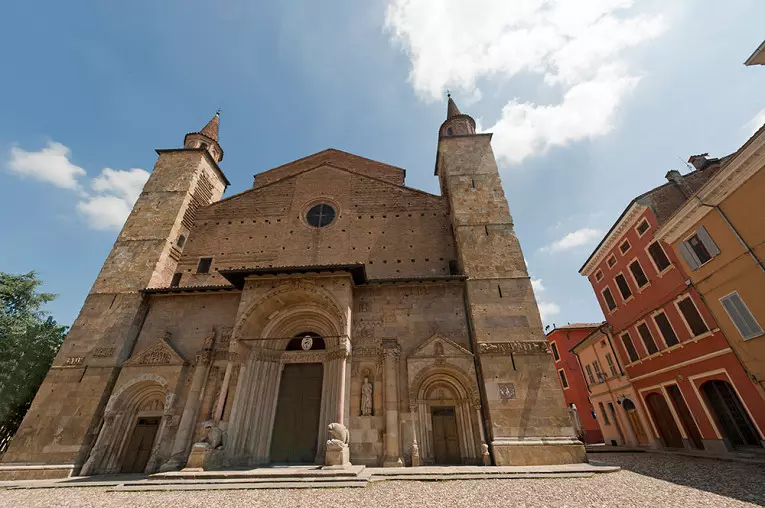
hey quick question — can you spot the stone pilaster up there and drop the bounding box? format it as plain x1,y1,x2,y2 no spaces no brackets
382,340,403,467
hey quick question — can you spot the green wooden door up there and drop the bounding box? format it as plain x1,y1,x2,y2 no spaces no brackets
270,363,323,463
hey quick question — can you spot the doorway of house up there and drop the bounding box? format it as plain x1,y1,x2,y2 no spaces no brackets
622,398,649,445
666,385,704,450
270,363,323,463
645,392,684,448
121,417,160,473
431,406,461,464
702,380,762,449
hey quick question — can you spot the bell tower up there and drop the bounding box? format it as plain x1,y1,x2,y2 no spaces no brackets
436,97,585,465
0,113,230,475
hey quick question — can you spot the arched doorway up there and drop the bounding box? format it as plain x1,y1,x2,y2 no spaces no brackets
702,380,762,449
410,367,482,465
269,333,325,464
622,399,649,445
645,392,684,448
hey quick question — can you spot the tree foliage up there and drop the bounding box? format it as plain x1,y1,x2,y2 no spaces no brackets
0,272,67,455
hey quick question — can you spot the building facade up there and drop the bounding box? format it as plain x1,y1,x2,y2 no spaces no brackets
0,99,584,479
570,325,652,448
580,162,765,453
657,125,765,451
546,324,604,444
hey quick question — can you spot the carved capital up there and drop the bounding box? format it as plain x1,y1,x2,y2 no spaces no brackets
381,339,401,361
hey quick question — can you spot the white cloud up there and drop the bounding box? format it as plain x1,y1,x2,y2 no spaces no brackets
531,278,545,293
385,0,667,164
538,301,561,321
6,142,149,231
540,227,603,253
745,106,765,136
8,141,87,190
77,167,149,230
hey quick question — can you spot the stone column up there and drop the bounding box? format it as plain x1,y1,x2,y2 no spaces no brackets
410,404,420,467
336,337,351,424
382,340,403,467
476,405,490,465
160,334,215,471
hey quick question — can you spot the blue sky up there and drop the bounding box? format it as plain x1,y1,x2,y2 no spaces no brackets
1,0,763,329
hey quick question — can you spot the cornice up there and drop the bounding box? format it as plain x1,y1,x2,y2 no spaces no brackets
657,128,765,243
580,203,647,276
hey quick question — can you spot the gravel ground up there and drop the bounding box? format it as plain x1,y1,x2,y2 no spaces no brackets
1,453,763,508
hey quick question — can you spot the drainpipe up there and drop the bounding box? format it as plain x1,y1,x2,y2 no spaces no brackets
697,200,765,275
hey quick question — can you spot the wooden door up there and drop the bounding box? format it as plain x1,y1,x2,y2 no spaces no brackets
270,363,323,463
645,392,684,448
666,385,704,450
121,417,160,473
702,380,762,449
432,406,461,464
626,410,649,445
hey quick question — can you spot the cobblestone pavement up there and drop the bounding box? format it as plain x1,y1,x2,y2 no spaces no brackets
1,453,763,508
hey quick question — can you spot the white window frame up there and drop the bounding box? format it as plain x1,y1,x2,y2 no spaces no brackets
601,286,618,313
719,291,764,340
619,239,632,255
635,319,660,356
651,309,680,348
614,272,634,303
627,257,650,290
558,368,569,389
550,340,561,362
644,241,673,276
620,331,640,364
678,225,720,271
635,218,651,237
607,254,617,270
595,269,604,282
674,294,711,339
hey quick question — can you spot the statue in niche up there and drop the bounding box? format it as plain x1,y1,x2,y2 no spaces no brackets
361,376,373,416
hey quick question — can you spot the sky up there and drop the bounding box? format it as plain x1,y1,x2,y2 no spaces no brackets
1,0,763,329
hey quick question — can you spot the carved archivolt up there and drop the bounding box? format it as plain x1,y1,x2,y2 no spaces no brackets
408,363,480,408
105,373,171,414
232,281,348,345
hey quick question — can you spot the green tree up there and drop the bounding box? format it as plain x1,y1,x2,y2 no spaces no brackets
0,272,67,454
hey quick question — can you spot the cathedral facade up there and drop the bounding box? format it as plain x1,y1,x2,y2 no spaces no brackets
1,99,584,478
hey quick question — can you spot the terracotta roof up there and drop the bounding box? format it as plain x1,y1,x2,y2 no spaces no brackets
547,322,604,334
218,264,368,288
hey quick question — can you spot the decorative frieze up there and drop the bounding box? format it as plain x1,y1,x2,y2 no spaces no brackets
91,347,116,358
478,341,550,356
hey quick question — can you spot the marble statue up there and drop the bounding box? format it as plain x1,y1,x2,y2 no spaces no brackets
361,376,373,416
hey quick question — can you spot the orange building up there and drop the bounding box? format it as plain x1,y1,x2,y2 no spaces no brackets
546,324,604,444
570,325,652,447
580,160,765,453
657,125,765,450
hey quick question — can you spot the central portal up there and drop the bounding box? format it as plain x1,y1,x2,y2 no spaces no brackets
270,363,323,463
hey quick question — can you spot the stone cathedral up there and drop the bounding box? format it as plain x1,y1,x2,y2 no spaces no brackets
1,98,584,478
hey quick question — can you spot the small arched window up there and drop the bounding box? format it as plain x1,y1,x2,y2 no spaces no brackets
447,127,454,136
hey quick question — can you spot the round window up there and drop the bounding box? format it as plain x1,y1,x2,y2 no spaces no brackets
306,203,336,228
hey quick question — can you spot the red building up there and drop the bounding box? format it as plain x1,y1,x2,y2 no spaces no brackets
546,324,604,444
580,162,765,453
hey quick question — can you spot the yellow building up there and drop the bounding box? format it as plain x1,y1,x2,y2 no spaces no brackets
657,125,765,396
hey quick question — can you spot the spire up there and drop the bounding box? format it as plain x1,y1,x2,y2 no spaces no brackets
439,94,476,138
184,111,224,163
446,93,461,119
199,111,220,142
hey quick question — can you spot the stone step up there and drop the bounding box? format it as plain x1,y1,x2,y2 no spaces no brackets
150,465,367,481
111,480,369,491
370,472,596,481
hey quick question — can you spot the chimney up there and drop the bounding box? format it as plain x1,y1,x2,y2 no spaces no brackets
688,153,711,170
665,170,693,198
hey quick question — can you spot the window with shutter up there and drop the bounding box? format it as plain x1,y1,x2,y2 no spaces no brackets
598,402,611,424
629,260,649,288
653,311,679,347
720,292,763,340
615,274,632,300
647,242,671,272
681,226,720,270
637,322,659,355
677,297,709,336
585,364,595,384
606,353,618,376
621,332,640,362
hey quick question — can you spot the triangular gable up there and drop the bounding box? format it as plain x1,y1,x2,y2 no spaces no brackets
124,332,187,366
200,162,442,218
408,333,473,360
252,148,406,188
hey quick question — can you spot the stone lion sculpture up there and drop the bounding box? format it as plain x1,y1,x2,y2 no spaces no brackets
326,422,349,450
199,420,224,449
